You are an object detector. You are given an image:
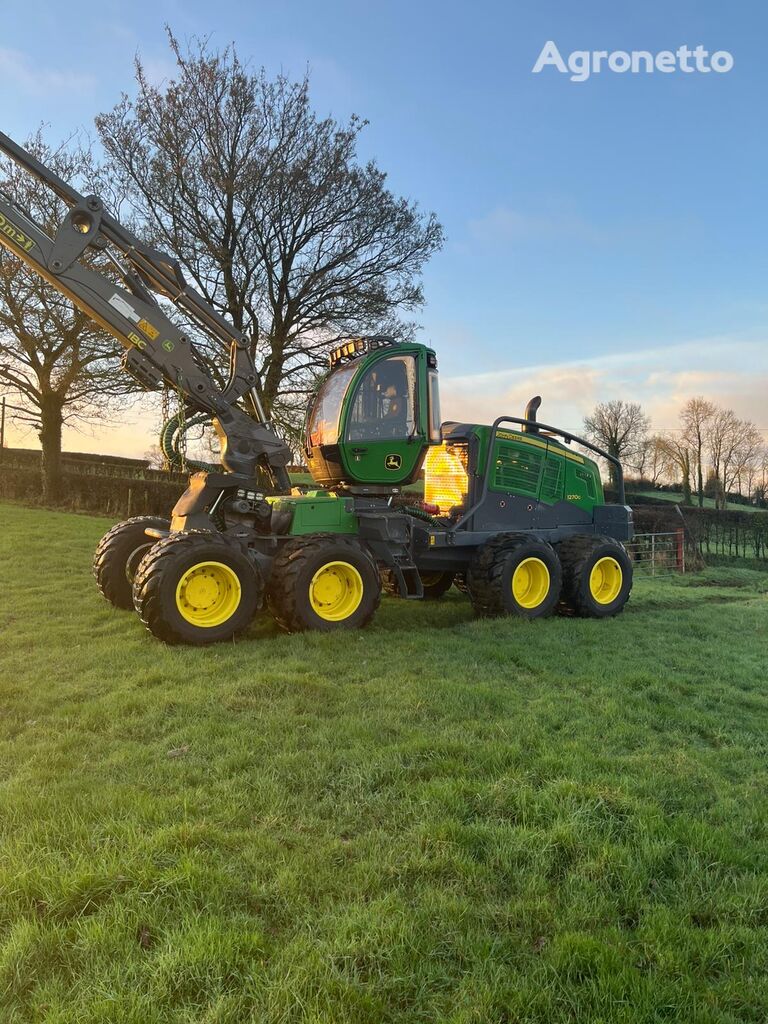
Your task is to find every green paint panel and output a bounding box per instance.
[271,495,358,536]
[564,459,604,511]
[338,345,432,485]
[342,437,421,485]
[470,425,604,512]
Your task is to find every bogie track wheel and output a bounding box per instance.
[268,533,380,632]
[467,534,562,619]
[132,533,261,645]
[93,516,170,609]
[380,568,455,600]
[556,535,633,618]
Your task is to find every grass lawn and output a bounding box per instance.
[631,490,762,513]
[0,502,767,1023]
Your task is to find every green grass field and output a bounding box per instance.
[0,502,767,1023]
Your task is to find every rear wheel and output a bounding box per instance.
[93,516,170,609]
[268,533,380,632]
[132,533,261,645]
[380,568,455,600]
[556,535,632,618]
[467,534,562,619]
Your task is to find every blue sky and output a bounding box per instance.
[2,0,766,454]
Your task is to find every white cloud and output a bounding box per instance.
[0,47,96,96]
[440,337,768,438]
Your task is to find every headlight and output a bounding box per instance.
[424,442,469,515]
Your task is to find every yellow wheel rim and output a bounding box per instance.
[419,572,444,587]
[589,556,623,605]
[511,557,551,609]
[309,561,364,621]
[175,560,242,627]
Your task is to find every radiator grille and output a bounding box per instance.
[493,443,543,496]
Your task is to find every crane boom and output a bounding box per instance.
[0,130,291,488]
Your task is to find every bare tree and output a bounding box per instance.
[644,435,672,487]
[583,400,650,487]
[0,133,132,501]
[657,434,693,504]
[706,407,737,507]
[730,422,764,500]
[680,397,716,507]
[752,447,768,507]
[704,408,762,508]
[144,444,165,470]
[96,32,443,429]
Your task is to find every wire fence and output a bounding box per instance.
[632,505,768,563]
[625,530,685,578]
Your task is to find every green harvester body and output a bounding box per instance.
[0,128,635,642]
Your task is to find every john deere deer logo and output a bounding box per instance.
[385,453,402,471]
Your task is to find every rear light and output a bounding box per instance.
[424,442,469,515]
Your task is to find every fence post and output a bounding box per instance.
[677,528,685,573]
[651,533,656,576]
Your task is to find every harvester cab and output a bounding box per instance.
[305,337,440,489]
[0,129,635,646]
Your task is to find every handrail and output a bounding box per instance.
[451,415,626,531]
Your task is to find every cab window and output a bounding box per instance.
[346,355,417,441]
[307,362,358,446]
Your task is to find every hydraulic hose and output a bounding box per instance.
[160,410,219,473]
[402,505,443,527]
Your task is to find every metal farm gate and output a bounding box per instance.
[625,530,685,578]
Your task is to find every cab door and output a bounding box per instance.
[340,350,427,485]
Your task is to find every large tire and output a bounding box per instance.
[93,516,170,610]
[380,568,455,600]
[132,533,261,645]
[268,533,381,633]
[556,535,632,619]
[467,533,562,619]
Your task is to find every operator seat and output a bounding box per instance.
[375,360,410,437]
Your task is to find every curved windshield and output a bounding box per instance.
[307,363,358,447]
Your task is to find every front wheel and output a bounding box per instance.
[132,533,261,645]
[93,516,170,609]
[268,533,381,632]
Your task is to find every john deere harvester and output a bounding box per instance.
[0,131,633,644]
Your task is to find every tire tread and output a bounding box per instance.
[467,532,555,617]
[268,533,380,632]
[132,531,257,644]
[93,516,169,609]
[556,534,630,618]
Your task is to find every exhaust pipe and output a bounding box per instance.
[523,395,541,433]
